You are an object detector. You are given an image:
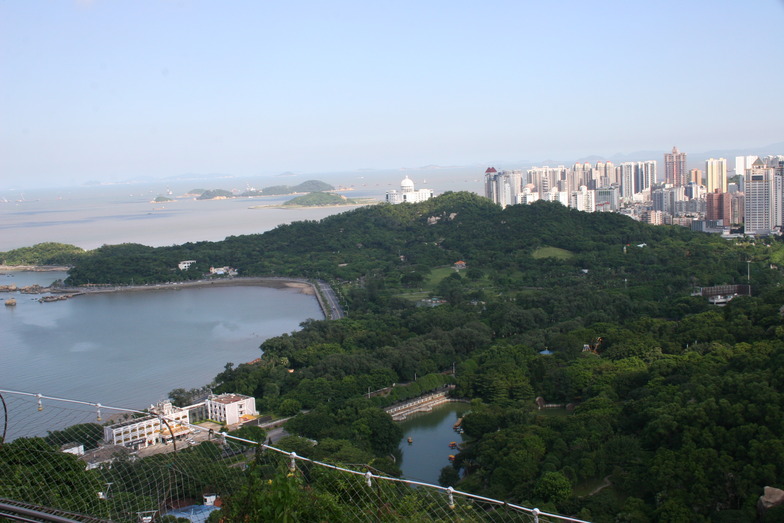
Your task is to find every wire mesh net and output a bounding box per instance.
[0,390,585,523]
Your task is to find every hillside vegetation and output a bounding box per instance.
[30,194,784,519]
[0,242,85,266]
[283,192,357,207]
[253,179,334,196]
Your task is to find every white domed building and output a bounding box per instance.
[385,176,434,204]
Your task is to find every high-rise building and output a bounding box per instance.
[595,186,620,212]
[620,162,636,198]
[483,168,521,208]
[689,168,703,185]
[619,161,656,197]
[705,158,728,193]
[735,155,758,177]
[731,193,745,226]
[638,161,657,193]
[484,167,499,202]
[744,159,777,235]
[706,189,732,224]
[664,146,687,186]
[570,185,594,212]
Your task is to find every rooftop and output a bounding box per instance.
[208,393,252,405]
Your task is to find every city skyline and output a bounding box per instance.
[2,1,783,189]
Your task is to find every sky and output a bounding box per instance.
[2,0,784,189]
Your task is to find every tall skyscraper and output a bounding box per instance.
[484,167,522,208]
[639,161,657,193]
[620,162,636,198]
[664,146,687,186]
[744,159,777,235]
[705,158,728,193]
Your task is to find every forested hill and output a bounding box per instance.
[66,191,748,295]
[60,193,784,520]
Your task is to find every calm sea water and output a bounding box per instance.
[0,271,322,409]
[397,403,469,485]
[0,169,482,445]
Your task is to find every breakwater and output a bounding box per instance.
[384,388,463,421]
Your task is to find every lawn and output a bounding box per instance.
[424,266,458,289]
[531,246,574,260]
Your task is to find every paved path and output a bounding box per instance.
[314,279,344,319]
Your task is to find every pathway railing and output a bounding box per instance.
[0,389,589,523]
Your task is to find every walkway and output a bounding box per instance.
[384,388,459,421]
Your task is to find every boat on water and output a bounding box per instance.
[407,437,413,445]
[5,298,17,306]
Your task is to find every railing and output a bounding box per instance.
[0,389,590,523]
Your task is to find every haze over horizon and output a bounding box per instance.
[2,1,783,190]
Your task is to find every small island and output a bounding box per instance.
[189,180,337,200]
[283,192,358,207]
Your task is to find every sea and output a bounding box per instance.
[0,168,483,251]
[0,168,483,409]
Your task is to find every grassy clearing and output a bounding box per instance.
[531,246,574,260]
[396,291,431,302]
[425,267,458,289]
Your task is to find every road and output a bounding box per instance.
[315,279,345,319]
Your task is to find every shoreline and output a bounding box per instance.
[248,200,377,210]
[3,269,340,319]
[0,265,71,272]
[62,277,317,297]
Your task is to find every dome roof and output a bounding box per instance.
[401,176,415,190]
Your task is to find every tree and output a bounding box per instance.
[534,471,572,504]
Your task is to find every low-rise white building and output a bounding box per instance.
[103,401,190,449]
[205,393,257,426]
[178,260,196,271]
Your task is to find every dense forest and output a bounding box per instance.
[5,193,784,521]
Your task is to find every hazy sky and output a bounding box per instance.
[2,1,783,189]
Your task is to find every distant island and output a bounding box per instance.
[195,189,234,200]
[283,192,359,207]
[250,191,378,209]
[254,180,334,196]
[189,180,335,200]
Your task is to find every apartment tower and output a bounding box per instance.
[664,146,687,186]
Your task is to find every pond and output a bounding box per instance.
[396,402,470,486]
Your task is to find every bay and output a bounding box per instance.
[0,272,322,409]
